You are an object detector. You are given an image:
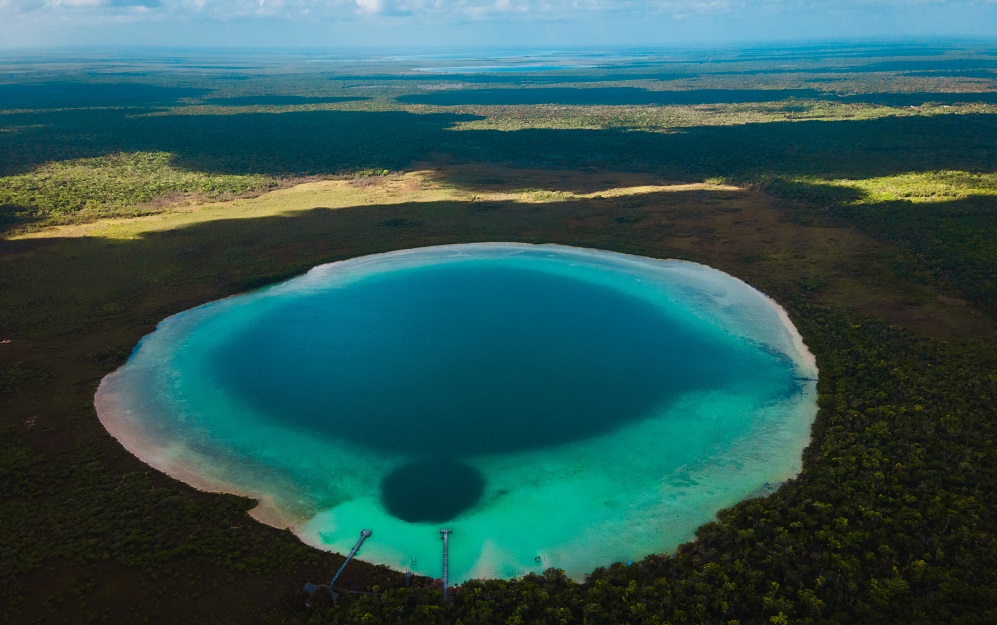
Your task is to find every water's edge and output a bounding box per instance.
[94,242,819,581]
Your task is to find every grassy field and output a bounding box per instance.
[1,43,996,624]
[2,43,996,231]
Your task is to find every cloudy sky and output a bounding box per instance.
[1,1,995,49]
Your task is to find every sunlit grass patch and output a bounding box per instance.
[763,170,997,207]
[833,170,997,203]
[440,101,991,133]
[518,188,574,202]
[0,151,278,225]
[10,170,740,244]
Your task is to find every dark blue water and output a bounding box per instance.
[380,460,486,523]
[210,264,780,459]
[205,262,789,522]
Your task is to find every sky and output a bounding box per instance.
[0,1,996,49]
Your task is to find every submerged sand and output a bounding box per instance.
[95,243,818,581]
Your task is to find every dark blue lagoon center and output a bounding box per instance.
[96,243,818,581]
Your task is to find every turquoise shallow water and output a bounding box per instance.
[96,243,817,581]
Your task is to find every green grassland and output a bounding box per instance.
[1,43,996,624]
[0,151,279,225]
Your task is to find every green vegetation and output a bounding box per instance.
[836,171,997,202]
[1,43,995,624]
[0,151,277,225]
[442,100,930,132]
[0,45,995,232]
[756,171,997,315]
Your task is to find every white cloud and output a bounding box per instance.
[355,0,381,13]
[1,0,996,47]
[52,0,107,6]
[1,0,994,19]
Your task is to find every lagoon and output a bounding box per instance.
[96,243,817,581]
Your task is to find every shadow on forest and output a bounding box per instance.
[1,192,717,339]
[760,177,997,315]
[200,95,370,106]
[0,82,212,110]
[1,87,995,313]
[2,180,994,330]
[0,204,37,231]
[0,187,862,333]
[2,106,996,183]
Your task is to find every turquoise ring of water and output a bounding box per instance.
[96,243,817,581]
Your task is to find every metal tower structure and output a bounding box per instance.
[330,529,372,587]
[440,529,453,601]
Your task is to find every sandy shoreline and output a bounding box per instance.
[95,373,310,531]
[93,242,820,578]
[759,290,820,378]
